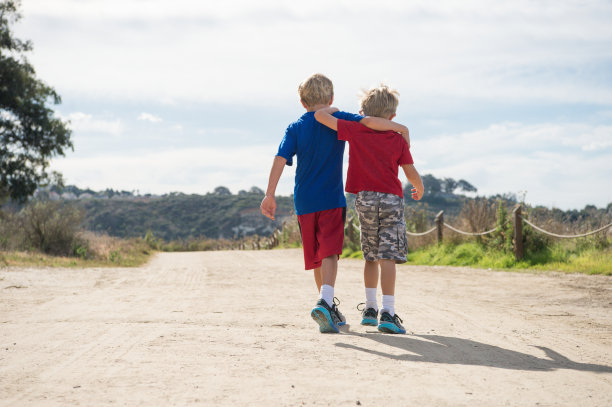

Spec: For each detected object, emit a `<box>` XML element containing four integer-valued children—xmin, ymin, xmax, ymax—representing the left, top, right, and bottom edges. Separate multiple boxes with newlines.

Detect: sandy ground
<box><xmin>1</xmin><ymin>249</ymin><xmax>611</xmax><ymax>406</ymax></box>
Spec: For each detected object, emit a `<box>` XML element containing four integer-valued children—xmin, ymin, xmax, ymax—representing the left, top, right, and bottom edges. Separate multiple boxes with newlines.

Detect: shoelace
<box><xmin>356</xmin><ymin>302</ymin><xmax>366</xmax><ymax>311</ymax></box>
<box><xmin>393</xmin><ymin>314</ymin><xmax>403</xmax><ymax>324</ymax></box>
<box><xmin>333</xmin><ymin>297</ymin><xmax>341</xmax><ymax>307</ymax></box>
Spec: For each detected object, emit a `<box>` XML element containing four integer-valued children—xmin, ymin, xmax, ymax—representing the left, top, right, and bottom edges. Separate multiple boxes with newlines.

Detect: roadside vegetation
<box><xmin>0</xmin><ymin>201</ymin><xmax>152</xmax><ymax>267</ymax></box>
<box><xmin>341</xmin><ymin>199</ymin><xmax>612</xmax><ymax>275</ymax></box>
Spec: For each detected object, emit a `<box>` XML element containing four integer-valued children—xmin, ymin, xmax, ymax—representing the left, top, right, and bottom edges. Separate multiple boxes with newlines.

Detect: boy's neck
<box><xmin>306</xmin><ymin>104</ymin><xmax>330</xmax><ymax>112</ymax></box>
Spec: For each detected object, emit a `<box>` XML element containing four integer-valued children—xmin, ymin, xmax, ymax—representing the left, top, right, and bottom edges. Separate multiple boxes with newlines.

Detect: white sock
<box><xmin>320</xmin><ymin>284</ymin><xmax>334</xmax><ymax>306</ymax></box>
<box><xmin>382</xmin><ymin>295</ymin><xmax>395</xmax><ymax>316</ymax></box>
<box><xmin>365</xmin><ymin>287</ymin><xmax>378</xmax><ymax>310</ymax></box>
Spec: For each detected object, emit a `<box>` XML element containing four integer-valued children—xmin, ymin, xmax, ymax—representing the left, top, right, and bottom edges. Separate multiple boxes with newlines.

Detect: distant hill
<box><xmin>35</xmin><ymin>186</ymin><xmax>293</xmax><ymax>241</ymax></box>
<box><xmin>30</xmin><ymin>176</ymin><xmax>610</xmax><ymax>241</ymax></box>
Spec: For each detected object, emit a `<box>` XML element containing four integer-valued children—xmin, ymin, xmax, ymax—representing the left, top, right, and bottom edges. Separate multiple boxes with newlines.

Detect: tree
<box><xmin>213</xmin><ymin>186</ymin><xmax>231</xmax><ymax>196</ymax></box>
<box><xmin>457</xmin><ymin>179</ymin><xmax>477</xmax><ymax>193</ymax></box>
<box><xmin>441</xmin><ymin>177</ymin><xmax>458</xmax><ymax>194</ymax></box>
<box><xmin>421</xmin><ymin>174</ymin><xmax>441</xmax><ymax>195</ymax></box>
<box><xmin>248</xmin><ymin>186</ymin><xmax>264</xmax><ymax>195</ymax></box>
<box><xmin>0</xmin><ymin>1</ymin><xmax>72</xmax><ymax>203</ymax></box>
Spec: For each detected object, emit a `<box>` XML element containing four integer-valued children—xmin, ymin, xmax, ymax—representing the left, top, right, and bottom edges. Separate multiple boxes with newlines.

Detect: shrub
<box><xmin>20</xmin><ymin>200</ymin><xmax>84</xmax><ymax>255</ymax></box>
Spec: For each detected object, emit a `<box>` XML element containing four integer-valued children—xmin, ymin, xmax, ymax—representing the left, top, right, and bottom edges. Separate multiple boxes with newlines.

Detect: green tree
<box><xmin>213</xmin><ymin>186</ymin><xmax>232</xmax><ymax>196</ymax></box>
<box><xmin>0</xmin><ymin>1</ymin><xmax>72</xmax><ymax>203</ymax></box>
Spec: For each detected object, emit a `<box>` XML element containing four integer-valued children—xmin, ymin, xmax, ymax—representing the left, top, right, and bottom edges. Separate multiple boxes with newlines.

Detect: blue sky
<box><xmin>15</xmin><ymin>0</ymin><xmax>612</xmax><ymax>209</ymax></box>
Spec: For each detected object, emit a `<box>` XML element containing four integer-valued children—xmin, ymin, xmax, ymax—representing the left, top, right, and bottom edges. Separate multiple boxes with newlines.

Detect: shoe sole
<box><xmin>378</xmin><ymin>323</ymin><xmax>406</xmax><ymax>334</ymax></box>
<box><xmin>311</xmin><ymin>307</ymin><xmax>339</xmax><ymax>333</ymax></box>
<box><xmin>361</xmin><ymin>318</ymin><xmax>378</xmax><ymax>326</ymax></box>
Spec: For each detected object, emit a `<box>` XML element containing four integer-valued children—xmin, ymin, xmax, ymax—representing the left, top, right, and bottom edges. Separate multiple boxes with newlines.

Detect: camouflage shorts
<box><xmin>355</xmin><ymin>191</ymin><xmax>407</xmax><ymax>263</ymax></box>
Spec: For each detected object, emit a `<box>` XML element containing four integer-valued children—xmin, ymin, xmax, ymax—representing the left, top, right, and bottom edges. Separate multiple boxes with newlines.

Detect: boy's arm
<box><xmin>401</xmin><ymin>164</ymin><xmax>424</xmax><ymax>200</ymax></box>
<box><xmin>260</xmin><ymin>156</ymin><xmax>287</xmax><ymax>220</ymax></box>
<box><xmin>314</xmin><ymin>107</ymin><xmax>339</xmax><ymax>131</ymax></box>
<box><xmin>361</xmin><ymin>117</ymin><xmax>410</xmax><ymax>147</ymax></box>
<box><xmin>314</xmin><ymin>107</ymin><xmax>410</xmax><ymax>147</ymax></box>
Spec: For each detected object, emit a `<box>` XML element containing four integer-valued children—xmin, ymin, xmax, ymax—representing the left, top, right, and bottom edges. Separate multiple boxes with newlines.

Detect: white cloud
<box><xmin>413</xmin><ymin>122</ymin><xmax>612</xmax><ymax>209</ymax></box>
<box><xmin>137</xmin><ymin>113</ymin><xmax>162</xmax><ymax>123</ymax></box>
<box><xmin>15</xmin><ymin>0</ymin><xmax>612</xmax><ymax>107</ymax></box>
<box><xmin>51</xmin><ymin>145</ymin><xmax>296</xmax><ymax>196</ymax></box>
<box><xmin>65</xmin><ymin>112</ymin><xmax>123</xmax><ymax>135</ymax></box>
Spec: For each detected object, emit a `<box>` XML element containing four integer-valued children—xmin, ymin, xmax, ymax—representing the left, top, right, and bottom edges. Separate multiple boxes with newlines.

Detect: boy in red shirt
<box><xmin>314</xmin><ymin>84</ymin><xmax>424</xmax><ymax>334</ymax></box>
<box><xmin>261</xmin><ymin>74</ymin><xmax>409</xmax><ymax>334</ymax></box>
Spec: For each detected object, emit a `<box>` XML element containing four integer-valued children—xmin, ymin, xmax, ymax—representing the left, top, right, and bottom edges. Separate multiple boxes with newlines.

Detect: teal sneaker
<box><xmin>377</xmin><ymin>311</ymin><xmax>406</xmax><ymax>334</ymax></box>
<box><xmin>357</xmin><ymin>303</ymin><xmax>378</xmax><ymax>326</ymax></box>
<box><xmin>311</xmin><ymin>298</ymin><xmax>343</xmax><ymax>333</ymax></box>
<box><xmin>333</xmin><ymin>297</ymin><xmax>346</xmax><ymax>326</ymax></box>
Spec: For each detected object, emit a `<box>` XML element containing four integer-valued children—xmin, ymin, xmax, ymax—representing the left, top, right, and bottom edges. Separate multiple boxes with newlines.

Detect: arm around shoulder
<box><xmin>360</xmin><ymin>117</ymin><xmax>410</xmax><ymax>147</ymax></box>
<box><xmin>314</xmin><ymin>107</ymin><xmax>339</xmax><ymax>131</ymax></box>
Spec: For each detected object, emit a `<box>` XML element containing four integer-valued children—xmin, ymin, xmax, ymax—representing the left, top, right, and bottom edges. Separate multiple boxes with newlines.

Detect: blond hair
<box><xmin>298</xmin><ymin>73</ymin><xmax>334</xmax><ymax>108</ymax></box>
<box><xmin>360</xmin><ymin>84</ymin><xmax>399</xmax><ymax>118</ymax></box>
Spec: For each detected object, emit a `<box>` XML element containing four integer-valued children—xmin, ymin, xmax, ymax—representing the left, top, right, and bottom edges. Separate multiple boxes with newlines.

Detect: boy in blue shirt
<box><xmin>260</xmin><ymin>73</ymin><xmax>409</xmax><ymax>333</ymax></box>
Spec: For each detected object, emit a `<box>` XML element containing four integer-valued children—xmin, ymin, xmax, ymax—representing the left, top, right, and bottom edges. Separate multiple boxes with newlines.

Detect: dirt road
<box><xmin>1</xmin><ymin>249</ymin><xmax>611</xmax><ymax>406</ymax></box>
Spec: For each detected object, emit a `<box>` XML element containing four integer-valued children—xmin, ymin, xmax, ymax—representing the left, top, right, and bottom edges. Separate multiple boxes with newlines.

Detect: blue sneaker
<box><xmin>377</xmin><ymin>311</ymin><xmax>406</xmax><ymax>334</ymax></box>
<box><xmin>357</xmin><ymin>303</ymin><xmax>378</xmax><ymax>326</ymax></box>
<box><xmin>311</xmin><ymin>298</ymin><xmax>344</xmax><ymax>333</ymax></box>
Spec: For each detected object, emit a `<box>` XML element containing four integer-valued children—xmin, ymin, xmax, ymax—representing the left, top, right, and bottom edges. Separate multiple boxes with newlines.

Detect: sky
<box><xmin>13</xmin><ymin>0</ymin><xmax>612</xmax><ymax>209</ymax></box>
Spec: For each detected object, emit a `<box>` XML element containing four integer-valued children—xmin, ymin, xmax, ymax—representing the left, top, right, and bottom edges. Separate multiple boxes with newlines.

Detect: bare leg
<box><xmin>313</xmin><ymin>267</ymin><xmax>322</xmax><ymax>292</ymax></box>
<box><xmin>320</xmin><ymin>255</ymin><xmax>338</xmax><ymax>287</ymax></box>
<box><xmin>379</xmin><ymin>259</ymin><xmax>396</xmax><ymax>296</ymax></box>
<box><xmin>363</xmin><ymin>260</ymin><xmax>379</xmax><ymax>288</ymax></box>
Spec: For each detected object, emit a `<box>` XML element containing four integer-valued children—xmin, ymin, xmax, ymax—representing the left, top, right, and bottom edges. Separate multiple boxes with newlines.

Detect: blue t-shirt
<box><xmin>276</xmin><ymin>111</ymin><xmax>363</xmax><ymax>215</ymax></box>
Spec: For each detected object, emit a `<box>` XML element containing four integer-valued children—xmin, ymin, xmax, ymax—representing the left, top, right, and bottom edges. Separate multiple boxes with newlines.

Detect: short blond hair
<box><xmin>360</xmin><ymin>84</ymin><xmax>399</xmax><ymax>118</ymax></box>
<box><xmin>298</xmin><ymin>73</ymin><xmax>334</xmax><ymax>108</ymax></box>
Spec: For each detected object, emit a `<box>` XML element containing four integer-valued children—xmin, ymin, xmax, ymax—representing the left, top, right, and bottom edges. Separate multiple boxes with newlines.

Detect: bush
<box><xmin>20</xmin><ymin>200</ymin><xmax>84</xmax><ymax>255</ymax></box>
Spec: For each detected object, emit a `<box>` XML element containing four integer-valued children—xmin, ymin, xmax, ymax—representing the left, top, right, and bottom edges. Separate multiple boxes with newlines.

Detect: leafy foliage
<box><xmin>0</xmin><ymin>0</ymin><xmax>72</xmax><ymax>203</ymax></box>
<box><xmin>74</xmin><ymin>188</ymin><xmax>294</xmax><ymax>241</ymax></box>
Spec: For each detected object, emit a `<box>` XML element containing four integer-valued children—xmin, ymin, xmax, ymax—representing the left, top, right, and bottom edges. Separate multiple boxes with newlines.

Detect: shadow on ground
<box><xmin>335</xmin><ymin>329</ymin><xmax>612</xmax><ymax>373</ymax></box>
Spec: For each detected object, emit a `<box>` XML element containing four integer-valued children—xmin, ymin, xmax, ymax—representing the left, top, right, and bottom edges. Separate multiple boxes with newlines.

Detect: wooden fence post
<box><xmin>435</xmin><ymin>210</ymin><xmax>444</xmax><ymax>244</ymax></box>
<box><xmin>513</xmin><ymin>205</ymin><xmax>524</xmax><ymax>260</ymax></box>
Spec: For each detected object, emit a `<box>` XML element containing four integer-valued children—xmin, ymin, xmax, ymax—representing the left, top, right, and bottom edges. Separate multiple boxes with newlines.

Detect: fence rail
<box><xmin>519</xmin><ymin>216</ymin><xmax>612</xmax><ymax>239</ymax></box>
<box><xmin>347</xmin><ymin>205</ymin><xmax>611</xmax><ymax>261</ymax></box>
<box><xmin>264</xmin><ymin>205</ymin><xmax>611</xmax><ymax>260</ymax></box>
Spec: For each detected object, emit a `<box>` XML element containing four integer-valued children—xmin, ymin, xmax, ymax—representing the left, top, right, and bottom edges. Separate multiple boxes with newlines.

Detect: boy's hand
<box><xmin>260</xmin><ymin>195</ymin><xmax>277</xmax><ymax>220</ymax></box>
<box><xmin>411</xmin><ymin>186</ymin><xmax>423</xmax><ymax>201</ymax></box>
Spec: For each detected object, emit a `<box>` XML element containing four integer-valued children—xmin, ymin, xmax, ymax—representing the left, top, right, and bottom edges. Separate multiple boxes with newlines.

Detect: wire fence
<box><xmin>264</xmin><ymin>206</ymin><xmax>612</xmax><ymax>260</ymax></box>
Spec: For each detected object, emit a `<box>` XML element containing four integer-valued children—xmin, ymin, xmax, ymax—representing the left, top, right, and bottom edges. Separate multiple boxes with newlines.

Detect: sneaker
<box><xmin>357</xmin><ymin>303</ymin><xmax>378</xmax><ymax>326</ymax></box>
<box><xmin>333</xmin><ymin>297</ymin><xmax>346</xmax><ymax>326</ymax></box>
<box><xmin>377</xmin><ymin>310</ymin><xmax>406</xmax><ymax>334</ymax></box>
<box><xmin>311</xmin><ymin>298</ymin><xmax>341</xmax><ymax>333</ymax></box>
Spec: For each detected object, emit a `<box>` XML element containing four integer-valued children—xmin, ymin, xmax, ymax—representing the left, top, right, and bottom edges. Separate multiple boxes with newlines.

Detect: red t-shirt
<box><xmin>337</xmin><ymin>119</ymin><xmax>413</xmax><ymax>198</ymax></box>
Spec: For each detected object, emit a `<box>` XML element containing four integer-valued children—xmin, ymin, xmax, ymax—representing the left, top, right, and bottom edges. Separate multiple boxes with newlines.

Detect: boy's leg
<box><xmin>355</xmin><ymin>191</ymin><xmax>382</xmax><ymax>325</ymax></box>
<box><xmin>309</xmin><ymin>207</ymin><xmax>345</xmax><ymax>333</ymax></box>
<box><xmin>319</xmin><ymin>255</ymin><xmax>337</xmax><ymax>306</ymax></box>
<box><xmin>378</xmin><ymin>259</ymin><xmax>405</xmax><ymax>333</ymax></box>
<box><xmin>380</xmin><ymin>259</ymin><xmax>396</xmax><ymax>313</ymax></box>
<box><xmin>363</xmin><ymin>260</ymin><xmax>379</xmax><ymax>310</ymax></box>
<box><xmin>359</xmin><ymin>260</ymin><xmax>379</xmax><ymax>326</ymax></box>
<box><xmin>313</xmin><ymin>267</ymin><xmax>322</xmax><ymax>292</ymax></box>
<box><xmin>376</xmin><ymin>193</ymin><xmax>407</xmax><ymax>334</ymax></box>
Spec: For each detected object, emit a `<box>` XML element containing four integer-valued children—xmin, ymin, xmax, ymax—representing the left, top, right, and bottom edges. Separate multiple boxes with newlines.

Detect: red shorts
<box><xmin>297</xmin><ymin>207</ymin><xmax>346</xmax><ymax>270</ymax></box>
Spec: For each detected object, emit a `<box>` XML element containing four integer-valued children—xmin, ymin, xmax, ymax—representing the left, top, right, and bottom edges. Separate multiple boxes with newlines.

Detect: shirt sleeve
<box><xmin>398</xmin><ymin>138</ymin><xmax>414</xmax><ymax>165</ymax></box>
<box><xmin>276</xmin><ymin>125</ymin><xmax>297</xmax><ymax>166</ymax></box>
<box><xmin>336</xmin><ymin>119</ymin><xmax>363</xmax><ymax>142</ymax></box>
<box><xmin>333</xmin><ymin>111</ymin><xmax>364</xmax><ymax>122</ymax></box>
